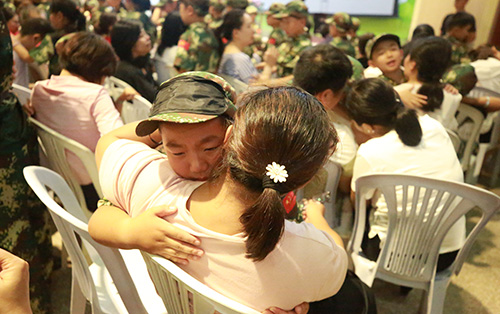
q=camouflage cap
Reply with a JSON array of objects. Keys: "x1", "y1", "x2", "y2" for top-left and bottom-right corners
[
  {"x1": 365, "y1": 33, "x2": 400, "y2": 60},
  {"x1": 136, "y1": 71, "x2": 237, "y2": 136},
  {"x1": 274, "y1": 0, "x2": 308, "y2": 19},
  {"x1": 226, "y1": 0, "x2": 248, "y2": 10},
  {"x1": 182, "y1": 0, "x2": 210, "y2": 16},
  {"x1": 442, "y1": 64, "x2": 478, "y2": 96},
  {"x1": 246, "y1": 4, "x2": 258, "y2": 15},
  {"x1": 209, "y1": 0, "x2": 226, "y2": 11},
  {"x1": 351, "y1": 17, "x2": 360, "y2": 31},
  {"x1": 265, "y1": 2, "x2": 285, "y2": 17},
  {"x1": 325, "y1": 12, "x2": 352, "y2": 33}
]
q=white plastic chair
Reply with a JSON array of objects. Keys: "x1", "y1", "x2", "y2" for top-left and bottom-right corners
[
  {"x1": 23, "y1": 166, "x2": 167, "y2": 314},
  {"x1": 347, "y1": 173, "x2": 500, "y2": 314},
  {"x1": 121, "y1": 95, "x2": 153, "y2": 124},
  {"x1": 141, "y1": 252, "x2": 260, "y2": 314},
  {"x1": 296, "y1": 160, "x2": 343, "y2": 227},
  {"x1": 103, "y1": 76, "x2": 132, "y2": 102},
  {"x1": 29, "y1": 117, "x2": 101, "y2": 216},
  {"x1": 218, "y1": 74, "x2": 249, "y2": 97},
  {"x1": 12, "y1": 83, "x2": 31, "y2": 105},
  {"x1": 445, "y1": 128, "x2": 461, "y2": 153},
  {"x1": 455, "y1": 103, "x2": 484, "y2": 182}
]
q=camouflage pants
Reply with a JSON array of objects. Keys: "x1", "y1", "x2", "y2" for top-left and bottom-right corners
[{"x1": 0, "y1": 145, "x2": 54, "y2": 313}]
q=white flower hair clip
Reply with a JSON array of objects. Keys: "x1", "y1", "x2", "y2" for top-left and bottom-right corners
[{"x1": 265, "y1": 162, "x2": 288, "y2": 183}]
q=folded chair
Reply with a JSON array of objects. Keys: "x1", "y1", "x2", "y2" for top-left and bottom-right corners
[
  {"x1": 142, "y1": 252, "x2": 260, "y2": 314},
  {"x1": 348, "y1": 173, "x2": 500, "y2": 314},
  {"x1": 23, "y1": 166, "x2": 166, "y2": 314},
  {"x1": 12, "y1": 83, "x2": 31, "y2": 105}
]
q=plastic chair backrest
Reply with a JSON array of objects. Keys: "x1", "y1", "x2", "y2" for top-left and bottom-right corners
[
  {"x1": 141, "y1": 252, "x2": 260, "y2": 314},
  {"x1": 23, "y1": 166, "x2": 148, "y2": 314},
  {"x1": 296, "y1": 160, "x2": 343, "y2": 227},
  {"x1": 104, "y1": 76, "x2": 131, "y2": 101},
  {"x1": 445, "y1": 128, "x2": 461, "y2": 153},
  {"x1": 12, "y1": 83, "x2": 31, "y2": 106},
  {"x1": 121, "y1": 95, "x2": 153, "y2": 124},
  {"x1": 348, "y1": 174, "x2": 500, "y2": 289},
  {"x1": 456, "y1": 103, "x2": 484, "y2": 172},
  {"x1": 28, "y1": 117, "x2": 102, "y2": 216}
]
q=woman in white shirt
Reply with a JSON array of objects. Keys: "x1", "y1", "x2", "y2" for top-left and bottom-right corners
[{"x1": 348, "y1": 78, "x2": 466, "y2": 272}]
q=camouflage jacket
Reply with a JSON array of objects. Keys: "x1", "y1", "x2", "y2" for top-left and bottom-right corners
[
  {"x1": 267, "y1": 27, "x2": 288, "y2": 49},
  {"x1": 174, "y1": 22, "x2": 220, "y2": 73},
  {"x1": 276, "y1": 32, "x2": 311, "y2": 77},
  {"x1": 331, "y1": 36, "x2": 356, "y2": 58},
  {"x1": 205, "y1": 14, "x2": 223, "y2": 30},
  {"x1": 379, "y1": 68, "x2": 406, "y2": 87},
  {"x1": 29, "y1": 35, "x2": 54, "y2": 65},
  {"x1": 347, "y1": 55, "x2": 364, "y2": 84},
  {"x1": 0, "y1": 9, "x2": 12, "y2": 96},
  {"x1": 443, "y1": 35, "x2": 471, "y2": 65}
]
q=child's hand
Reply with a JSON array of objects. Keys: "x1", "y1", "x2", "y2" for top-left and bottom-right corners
[
  {"x1": 0, "y1": 249, "x2": 32, "y2": 314},
  {"x1": 443, "y1": 83, "x2": 459, "y2": 95},
  {"x1": 126, "y1": 205, "x2": 204, "y2": 265},
  {"x1": 263, "y1": 302, "x2": 309, "y2": 314},
  {"x1": 399, "y1": 89, "x2": 427, "y2": 109},
  {"x1": 303, "y1": 200, "x2": 326, "y2": 223}
]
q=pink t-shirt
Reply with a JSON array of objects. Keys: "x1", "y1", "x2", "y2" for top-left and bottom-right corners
[
  {"x1": 100, "y1": 140, "x2": 348, "y2": 312},
  {"x1": 32, "y1": 75, "x2": 123, "y2": 185}
]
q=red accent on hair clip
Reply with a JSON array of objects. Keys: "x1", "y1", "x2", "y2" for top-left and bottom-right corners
[{"x1": 222, "y1": 37, "x2": 228, "y2": 44}]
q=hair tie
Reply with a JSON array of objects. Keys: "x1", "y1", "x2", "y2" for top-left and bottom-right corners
[
  {"x1": 263, "y1": 162, "x2": 288, "y2": 190},
  {"x1": 222, "y1": 37, "x2": 228, "y2": 44}
]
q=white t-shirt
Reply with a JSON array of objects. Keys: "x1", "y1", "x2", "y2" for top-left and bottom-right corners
[
  {"x1": 13, "y1": 50, "x2": 29, "y2": 88},
  {"x1": 328, "y1": 111, "x2": 358, "y2": 172},
  {"x1": 395, "y1": 82, "x2": 462, "y2": 131},
  {"x1": 351, "y1": 114, "x2": 466, "y2": 253},
  {"x1": 469, "y1": 57, "x2": 500, "y2": 93},
  {"x1": 100, "y1": 140, "x2": 348, "y2": 312}
]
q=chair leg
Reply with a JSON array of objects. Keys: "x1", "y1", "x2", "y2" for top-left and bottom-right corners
[
  {"x1": 425, "y1": 273, "x2": 451, "y2": 314},
  {"x1": 70, "y1": 276, "x2": 86, "y2": 314}
]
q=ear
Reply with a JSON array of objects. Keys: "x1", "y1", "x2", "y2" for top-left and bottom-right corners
[
  {"x1": 406, "y1": 58, "x2": 417, "y2": 72},
  {"x1": 224, "y1": 124, "x2": 233, "y2": 144},
  {"x1": 367, "y1": 59, "x2": 374, "y2": 67},
  {"x1": 32, "y1": 34, "x2": 42, "y2": 43},
  {"x1": 314, "y1": 89, "x2": 330, "y2": 108},
  {"x1": 358, "y1": 122, "x2": 376, "y2": 135}
]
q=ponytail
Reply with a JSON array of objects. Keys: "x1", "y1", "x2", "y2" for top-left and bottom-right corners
[
  {"x1": 240, "y1": 188, "x2": 285, "y2": 262},
  {"x1": 75, "y1": 10, "x2": 86, "y2": 31},
  {"x1": 395, "y1": 107, "x2": 422, "y2": 146},
  {"x1": 417, "y1": 82, "x2": 444, "y2": 112}
]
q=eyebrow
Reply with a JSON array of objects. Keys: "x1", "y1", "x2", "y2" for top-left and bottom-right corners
[{"x1": 165, "y1": 135, "x2": 222, "y2": 149}]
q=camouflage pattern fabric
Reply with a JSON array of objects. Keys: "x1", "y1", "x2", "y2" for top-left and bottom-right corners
[
  {"x1": 443, "y1": 63, "x2": 477, "y2": 95},
  {"x1": 267, "y1": 27, "x2": 288, "y2": 49},
  {"x1": 209, "y1": 0, "x2": 226, "y2": 12},
  {"x1": 0, "y1": 93, "x2": 54, "y2": 314},
  {"x1": 350, "y1": 35, "x2": 361, "y2": 59},
  {"x1": 325, "y1": 12, "x2": 352, "y2": 33},
  {"x1": 174, "y1": 22, "x2": 220, "y2": 73},
  {"x1": 29, "y1": 35, "x2": 54, "y2": 65},
  {"x1": 227, "y1": 0, "x2": 248, "y2": 10},
  {"x1": 276, "y1": 32, "x2": 311, "y2": 77},
  {"x1": 443, "y1": 34, "x2": 471, "y2": 65},
  {"x1": 347, "y1": 55, "x2": 364, "y2": 84},
  {"x1": 0, "y1": 9, "x2": 13, "y2": 95},
  {"x1": 330, "y1": 36, "x2": 356, "y2": 58},
  {"x1": 379, "y1": 69, "x2": 406, "y2": 87},
  {"x1": 205, "y1": 14, "x2": 223, "y2": 30}
]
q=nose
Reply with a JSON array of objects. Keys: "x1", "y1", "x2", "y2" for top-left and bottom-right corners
[{"x1": 189, "y1": 155, "x2": 209, "y2": 176}]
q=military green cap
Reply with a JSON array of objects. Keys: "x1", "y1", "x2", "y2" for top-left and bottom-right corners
[
  {"x1": 226, "y1": 0, "x2": 248, "y2": 10},
  {"x1": 365, "y1": 33, "x2": 400, "y2": 60},
  {"x1": 246, "y1": 4, "x2": 258, "y2": 14},
  {"x1": 182, "y1": 0, "x2": 210, "y2": 16},
  {"x1": 274, "y1": 0, "x2": 308, "y2": 19},
  {"x1": 209, "y1": 0, "x2": 226, "y2": 11},
  {"x1": 136, "y1": 72, "x2": 237, "y2": 136},
  {"x1": 266, "y1": 2, "x2": 285, "y2": 16},
  {"x1": 442, "y1": 64, "x2": 478, "y2": 96},
  {"x1": 351, "y1": 17, "x2": 360, "y2": 31},
  {"x1": 155, "y1": 0, "x2": 177, "y2": 7},
  {"x1": 325, "y1": 12, "x2": 352, "y2": 33}
]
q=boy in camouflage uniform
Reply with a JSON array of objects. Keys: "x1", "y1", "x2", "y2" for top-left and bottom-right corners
[
  {"x1": 265, "y1": 2, "x2": 288, "y2": 49},
  {"x1": 175, "y1": 0, "x2": 220, "y2": 73},
  {"x1": 325, "y1": 12, "x2": 356, "y2": 58},
  {"x1": 205, "y1": 0, "x2": 225, "y2": 30},
  {"x1": 0, "y1": 7, "x2": 53, "y2": 314},
  {"x1": 273, "y1": 0, "x2": 311, "y2": 78},
  {"x1": 365, "y1": 34, "x2": 405, "y2": 86},
  {"x1": 226, "y1": 0, "x2": 248, "y2": 11},
  {"x1": 348, "y1": 17, "x2": 361, "y2": 59},
  {"x1": 442, "y1": 11, "x2": 475, "y2": 65}
]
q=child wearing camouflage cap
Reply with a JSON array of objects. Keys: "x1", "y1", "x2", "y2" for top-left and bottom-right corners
[
  {"x1": 174, "y1": 0, "x2": 220, "y2": 73},
  {"x1": 265, "y1": 2, "x2": 288, "y2": 49},
  {"x1": 325, "y1": 12, "x2": 356, "y2": 58}
]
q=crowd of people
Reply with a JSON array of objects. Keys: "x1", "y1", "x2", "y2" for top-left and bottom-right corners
[{"x1": 1, "y1": 0, "x2": 499, "y2": 312}]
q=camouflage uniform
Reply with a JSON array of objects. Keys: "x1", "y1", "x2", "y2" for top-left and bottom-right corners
[
  {"x1": 275, "y1": 1, "x2": 311, "y2": 77},
  {"x1": 174, "y1": 22, "x2": 220, "y2": 73},
  {"x1": 226, "y1": 0, "x2": 248, "y2": 10},
  {"x1": 0, "y1": 10, "x2": 53, "y2": 314},
  {"x1": 442, "y1": 64, "x2": 477, "y2": 96},
  {"x1": 443, "y1": 34, "x2": 471, "y2": 65},
  {"x1": 325, "y1": 12, "x2": 355, "y2": 58},
  {"x1": 380, "y1": 70, "x2": 406, "y2": 87},
  {"x1": 205, "y1": 14, "x2": 223, "y2": 30},
  {"x1": 347, "y1": 54, "x2": 364, "y2": 84},
  {"x1": 267, "y1": 27, "x2": 288, "y2": 48},
  {"x1": 29, "y1": 35, "x2": 54, "y2": 65}
]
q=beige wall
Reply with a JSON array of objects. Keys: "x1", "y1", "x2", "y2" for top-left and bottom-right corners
[{"x1": 409, "y1": 0, "x2": 500, "y2": 45}]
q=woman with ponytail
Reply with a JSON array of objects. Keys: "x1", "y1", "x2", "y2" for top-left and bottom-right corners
[
  {"x1": 91, "y1": 73, "x2": 348, "y2": 312},
  {"x1": 348, "y1": 78, "x2": 466, "y2": 271},
  {"x1": 216, "y1": 9, "x2": 277, "y2": 83},
  {"x1": 396, "y1": 36, "x2": 462, "y2": 130}
]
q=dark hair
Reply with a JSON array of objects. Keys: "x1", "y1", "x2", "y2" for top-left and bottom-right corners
[
  {"x1": 110, "y1": 19, "x2": 142, "y2": 62},
  {"x1": 20, "y1": 18, "x2": 53, "y2": 36},
  {"x1": 59, "y1": 32, "x2": 117, "y2": 84},
  {"x1": 17, "y1": 4, "x2": 42, "y2": 24},
  {"x1": 131, "y1": 0, "x2": 151, "y2": 12},
  {"x1": 223, "y1": 86, "x2": 336, "y2": 261},
  {"x1": 470, "y1": 44, "x2": 495, "y2": 61},
  {"x1": 293, "y1": 44, "x2": 352, "y2": 95},
  {"x1": 157, "y1": 11, "x2": 186, "y2": 55},
  {"x1": 94, "y1": 12, "x2": 117, "y2": 36},
  {"x1": 408, "y1": 37, "x2": 451, "y2": 112},
  {"x1": 214, "y1": 9, "x2": 245, "y2": 58},
  {"x1": 346, "y1": 78, "x2": 422, "y2": 147},
  {"x1": 1, "y1": 6, "x2": 15, "y2": 21},
  {"x1": 179, "y1": 0, "x2": 209, "y2": 16},
  {"x1": 50, "y1": 0, "x2": 86, "y2": 31},
  {"x1": 446, "y1": 12, "x2": 475, "y2": 33},
  {"x1": 358, "y1": 33, "x2": 375, "y2": 58},
  {"x1": 412, "y1": 24, "x2": 434, "y2": 40}
]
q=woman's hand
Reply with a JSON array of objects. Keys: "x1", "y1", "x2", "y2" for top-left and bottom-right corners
[
  {"x1": 0, "y1": 249, "x2": 32, "y2": 314},
  {"x1": 125, "y1": 205, "x2": 204, "y2": 265},
  {"x1": 263, "y1": 302, "x2": 309, "y2": 314},
  {"x1": 264, "y1": 46, "x2": 279, "y2": 67},
  {"x1": 398, "y1": 89, "x2": 427, "y2": 110},
  {"x1": 114, "y1": 87, "x2": 139, "y2": 112},
  {"x1": 443, "y1": 83, "x2": 459, "y2": 95}
]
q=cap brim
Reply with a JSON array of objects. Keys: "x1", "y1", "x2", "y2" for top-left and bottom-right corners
[
  {"x1": 136, "y1": 113, "x2": 218, "y2": 137},
  {"x1": 273, "y1": 12, "x2": 288, "y2": 19},
  {"x1": 369, "y1": 34, "x2": 401, "y2": 58}
]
